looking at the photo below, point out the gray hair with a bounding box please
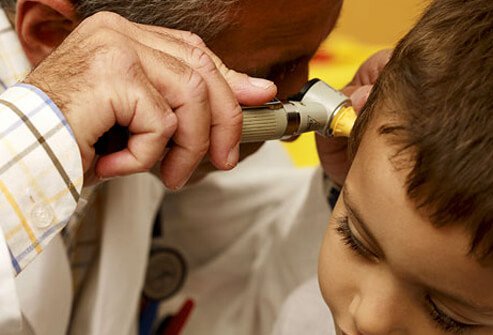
[1,0,240,42]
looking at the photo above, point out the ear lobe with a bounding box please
[16,0,78,66]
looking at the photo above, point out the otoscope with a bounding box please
[241,78,357,142]
[94,79,356,155]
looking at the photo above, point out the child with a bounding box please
[319,0,493,333]
[277,0,493,333]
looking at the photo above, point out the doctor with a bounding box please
[0,0,380,333]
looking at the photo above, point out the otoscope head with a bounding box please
[292,79,357,138]
[240,79,357,143]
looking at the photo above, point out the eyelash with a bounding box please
[335,216,475,334]
[426,296,474,334]
[335,216,376,260]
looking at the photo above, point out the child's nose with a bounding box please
[348,273,408,334]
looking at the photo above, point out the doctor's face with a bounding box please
[182,0,342,169]
[318,117,493,334]
[208,0,342,99]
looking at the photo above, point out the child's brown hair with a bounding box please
[350,0,493,259]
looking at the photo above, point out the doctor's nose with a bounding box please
[349,277,408,335]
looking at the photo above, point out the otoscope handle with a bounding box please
[240,79,357,143]
[240,104,288,143]
[241,101,330,143]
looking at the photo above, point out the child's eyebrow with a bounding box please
[342,187,385,257]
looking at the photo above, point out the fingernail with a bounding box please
[248,77,275,89]
[173,176,189,191]
[173,169,195,191]
[171,181,186,191]
[169,180,185,192]
[226,142,240,169]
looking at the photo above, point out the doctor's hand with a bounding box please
[316,50,392,186]
[23,12,277,189]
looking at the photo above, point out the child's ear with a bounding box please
[16,0,79,66]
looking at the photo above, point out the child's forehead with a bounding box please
[357,109,414,171]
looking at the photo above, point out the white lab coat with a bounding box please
[272,277,336,335]
[11,171,164,335]
[1,141,331,335]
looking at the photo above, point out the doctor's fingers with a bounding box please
[95,68,177,180]
[80,14,240,170]
[125,26,245,170]
[78,13,275,172]
[103,19,276,170]
[76,25,214,188]
[126,41,221,190]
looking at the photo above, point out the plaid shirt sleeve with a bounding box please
[0,83,83,274]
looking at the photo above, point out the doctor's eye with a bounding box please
[267,56,308,81]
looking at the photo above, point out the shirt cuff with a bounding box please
[0,84,83,274]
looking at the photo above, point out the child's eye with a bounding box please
[335,216,378,261]
[425,296,475,334]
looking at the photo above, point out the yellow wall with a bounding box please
[336,0,431,45]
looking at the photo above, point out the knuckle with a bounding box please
[79,12,104,31]
[183,31,206,47]
[137,159,154,172]
[91,27,117,43]
[78,12,129,37]
[124,61,145,82]
[159,111,178,136]
[229,104,243,126]
[191,140,210,158]
[220,65,241,84]
[213,102,243,134]
[89,33,139,74]
[189,46,216,73]
[87,28,128,56]
[184,69,207,97]
[89,11,125,27]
